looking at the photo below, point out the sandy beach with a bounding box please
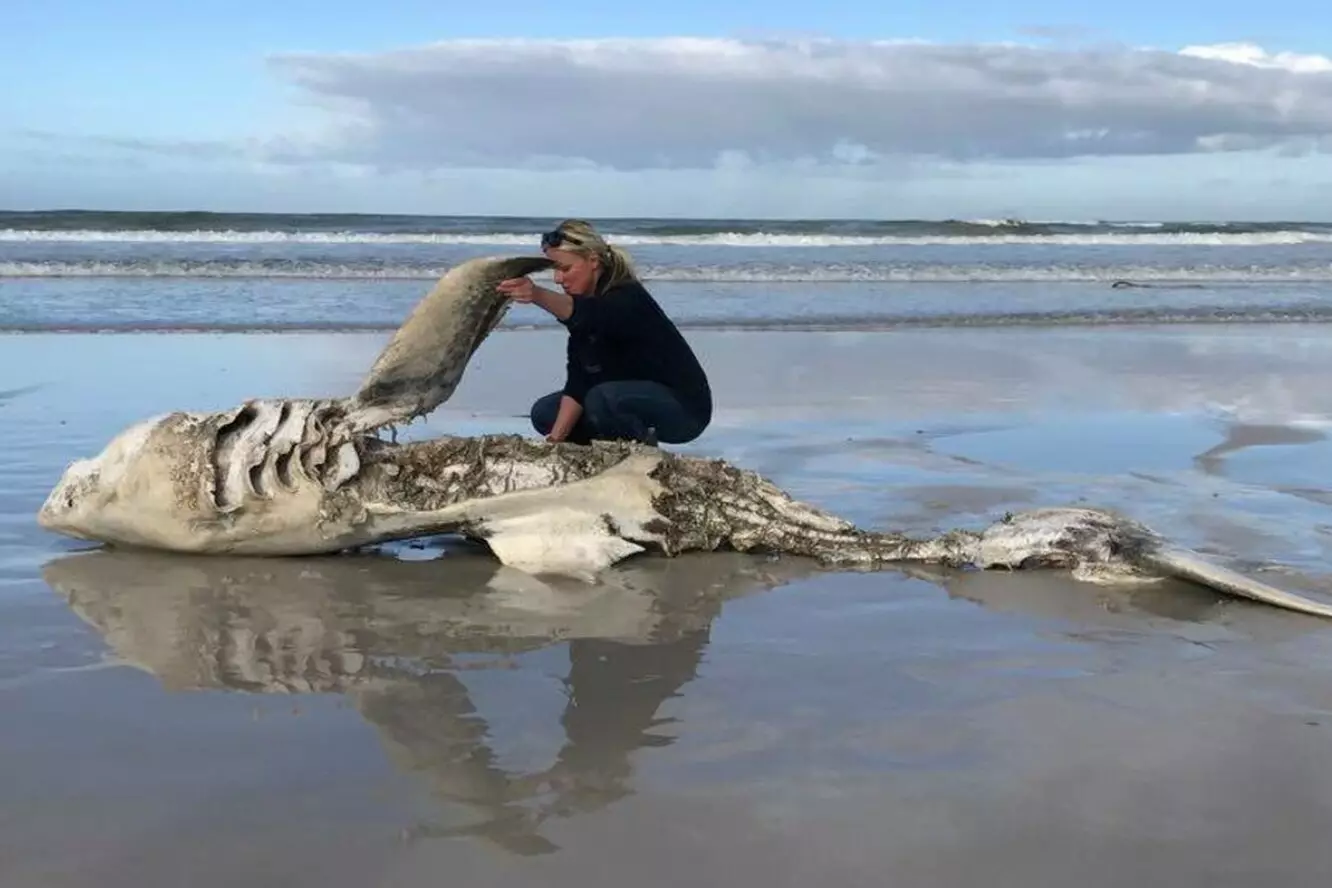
[5,324,1332,886]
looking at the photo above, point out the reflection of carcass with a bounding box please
[897,562,1327,644]
[44,548,823,854]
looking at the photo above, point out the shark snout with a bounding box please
[37,474,77,530]
[36,459,101,535]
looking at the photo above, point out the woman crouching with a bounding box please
[496,219,712,446]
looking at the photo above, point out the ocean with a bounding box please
[3,210,1332,333]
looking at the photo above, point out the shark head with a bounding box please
[39,413,179,545]
[37,401,345,554]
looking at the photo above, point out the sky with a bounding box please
[4,0,1332,219]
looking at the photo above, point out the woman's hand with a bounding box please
[547,395,583,443]
[496,277,575,321]
[496,276,538,303]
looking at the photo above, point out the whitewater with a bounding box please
[3,210,1332,331]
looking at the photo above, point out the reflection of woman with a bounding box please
[550,630,711,803]
[496,219,713,446]
[377,627,712,854]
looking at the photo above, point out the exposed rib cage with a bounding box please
[209,398,363,512]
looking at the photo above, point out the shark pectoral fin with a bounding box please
[1147,547,1332,619]
[453,452,667,579]
[475,508,646,580]
[363,451,669,578]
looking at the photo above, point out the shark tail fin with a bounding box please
[1144,546,1332,619]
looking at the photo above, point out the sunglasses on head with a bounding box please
[541,228,586,250]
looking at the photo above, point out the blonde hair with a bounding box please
[544,218,638,292]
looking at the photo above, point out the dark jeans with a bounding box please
[530,380,706,445]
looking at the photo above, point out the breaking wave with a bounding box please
[6,228,1332,247]
[6,258,1332,283]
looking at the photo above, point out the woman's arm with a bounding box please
[529,285,574,321]
[553,337,590,442]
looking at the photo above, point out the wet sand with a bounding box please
[4,325,1332,886]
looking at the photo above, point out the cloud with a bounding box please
[261,37,1332,173]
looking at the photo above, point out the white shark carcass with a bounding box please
[35,255,1332,619]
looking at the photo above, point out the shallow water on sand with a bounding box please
[4,326,1332,886]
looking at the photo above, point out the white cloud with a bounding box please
[262,37,1332,173]
[1178,42,1332,73]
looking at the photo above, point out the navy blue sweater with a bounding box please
[559,280,713,425]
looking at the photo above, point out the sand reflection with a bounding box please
[42,548,822,855]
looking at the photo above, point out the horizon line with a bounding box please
[5,207,1331,226]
